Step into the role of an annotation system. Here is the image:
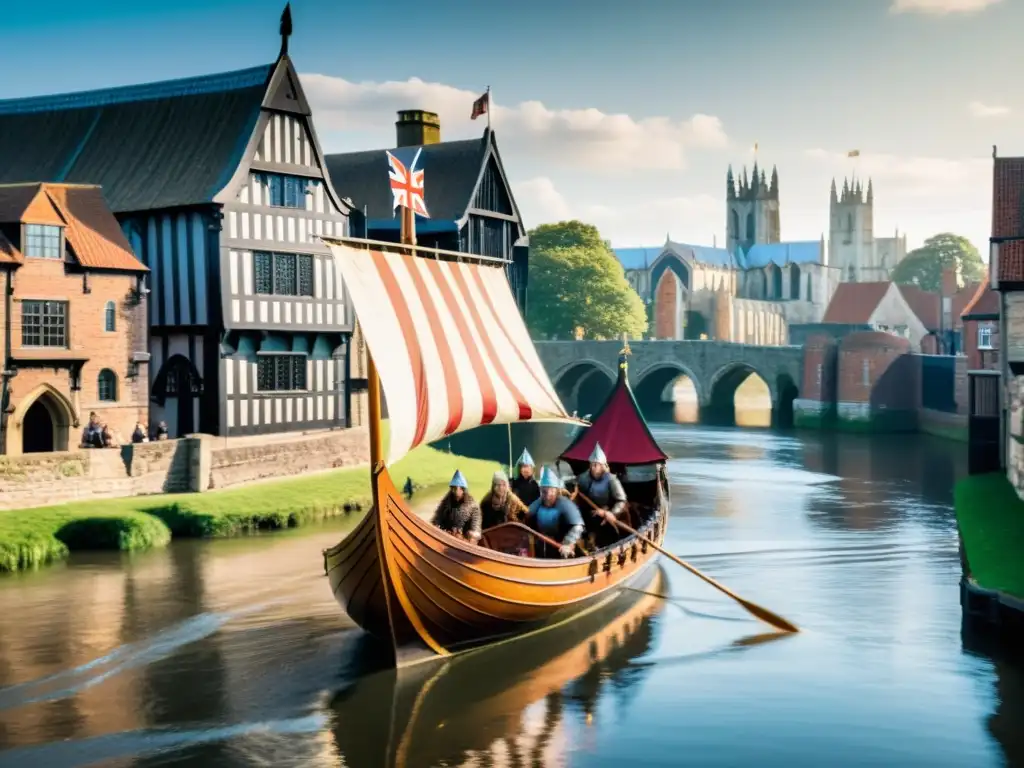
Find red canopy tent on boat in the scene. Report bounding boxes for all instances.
[559,349,668,469]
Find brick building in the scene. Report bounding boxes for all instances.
[0,183,148,455]
[961,277,999,372]
[989,151,1024,487]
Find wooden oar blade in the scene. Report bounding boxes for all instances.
[738,598,800,634]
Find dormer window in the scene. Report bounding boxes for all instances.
[258,173,308,209]
[24,224,62,259]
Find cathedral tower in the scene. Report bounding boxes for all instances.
[726,162,781,256]
[828,177,875,282]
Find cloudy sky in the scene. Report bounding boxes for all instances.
[3,0,1022,252]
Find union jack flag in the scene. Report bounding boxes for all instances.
[386,148,429,218]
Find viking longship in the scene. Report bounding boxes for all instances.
[330,567,668,768]
[320,233,670,668]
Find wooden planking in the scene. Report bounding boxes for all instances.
[324,464,668,660]
[121,212,209,328]
[221,355,346,435]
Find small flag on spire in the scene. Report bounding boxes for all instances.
[471,90,490,120]
[753,142,759,153]
[847,149,860,158]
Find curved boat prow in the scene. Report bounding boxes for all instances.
[324,463,444,668]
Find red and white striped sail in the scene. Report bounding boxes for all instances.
[326,241,579,465]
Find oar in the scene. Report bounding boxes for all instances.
[575,490,799,634]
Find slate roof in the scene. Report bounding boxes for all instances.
[0,183,146,271]
[740,241,823,269]
[0,65,273,213]
[822,282,892,324]
[325,134,488,222]
[612,247,661,271]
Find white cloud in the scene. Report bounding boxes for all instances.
[513,176,722,247]
[890,0,1002,14]
[968,100,1010,118]
[804,148,988,189]
[302,73,728,172]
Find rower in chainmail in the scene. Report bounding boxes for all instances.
[480,470,523,529]
[526,467,585,558]
[431,470,482,543]
[576,442,628,549]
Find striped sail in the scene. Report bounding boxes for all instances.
[325,241,579,465]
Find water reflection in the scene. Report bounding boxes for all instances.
[671,376,772,428]
[331,569,668,767]
[0,425,1022,767]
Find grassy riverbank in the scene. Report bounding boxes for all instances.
[955,472,1024,600]
[0,436,500,574]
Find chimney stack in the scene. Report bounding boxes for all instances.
[395,110,441,148]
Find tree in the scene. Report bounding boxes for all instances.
[890,233,986,292]
[526,221,647,340]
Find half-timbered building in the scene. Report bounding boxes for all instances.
[324,111,531,311]
[0,11,353,438]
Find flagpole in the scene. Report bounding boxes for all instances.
[487,85,492,133]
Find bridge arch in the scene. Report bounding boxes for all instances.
[552,360,616,419]
[706,362,800,427]
[633,363,703,423]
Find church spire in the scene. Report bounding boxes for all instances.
[866,177,874,204]
[727,165,735,199]
[279,3,293,59]
[830,178,838,206]
[770,165,778,199]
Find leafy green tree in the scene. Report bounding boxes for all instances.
[891,233,986,292]
[526,221,647,340]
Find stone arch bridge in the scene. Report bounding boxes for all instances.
[534,340,804,426]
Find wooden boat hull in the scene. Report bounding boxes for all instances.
[330,565,667,768]
[324,463,668,666]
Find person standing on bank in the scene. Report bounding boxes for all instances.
[511,448,540,506]
[431,470,483,543]
[526,467,585,558]
[576,443,628,548]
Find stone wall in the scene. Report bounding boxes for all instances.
[0,428,369,510]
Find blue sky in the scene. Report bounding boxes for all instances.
[2,0,1020,252]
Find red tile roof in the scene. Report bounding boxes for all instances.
[952,281,981,323]
[896,284,939,331]
[961,275,999,318]
[992,157,1024,282]
[822,282,892,324]
[0,183,145,272]
[45,185,146,272]
[0,229,22,265]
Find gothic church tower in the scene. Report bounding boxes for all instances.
[828,177,875,282]
[726,163,781,257]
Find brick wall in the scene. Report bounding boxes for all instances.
[1,262,148,455]
[0,428,369,510]
[653,271,679,339]
[837,332,914,406]
[800,334,837,403]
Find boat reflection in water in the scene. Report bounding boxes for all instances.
[330,567,668,768]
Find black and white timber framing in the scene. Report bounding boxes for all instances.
[325,129,531,312]
[0,22,354,438]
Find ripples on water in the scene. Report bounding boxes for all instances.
[0,424,1020,767]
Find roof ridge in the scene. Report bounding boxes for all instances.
[0,64,274,116]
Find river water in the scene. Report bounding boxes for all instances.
[0,424,1020,767]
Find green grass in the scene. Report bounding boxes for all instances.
[955,473,1024,599]
[0,427,500,574]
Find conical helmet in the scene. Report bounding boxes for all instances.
[539,465,563,489]
[589,442,607,465]
[517,448,534,467]
[449,470,468,489]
